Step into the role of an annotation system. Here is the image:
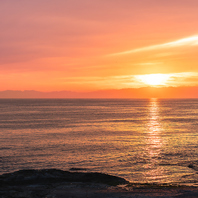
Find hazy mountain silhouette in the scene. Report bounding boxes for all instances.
[1,87,198,98]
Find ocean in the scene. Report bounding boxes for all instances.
[0,99,197,186]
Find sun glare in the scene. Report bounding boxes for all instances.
[136,74,171,86]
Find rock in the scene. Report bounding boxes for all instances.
[69,167,87,171]
[0,169,129,187]
[0,169,198,198]
[188,164,198,171]
[188,164,194,169]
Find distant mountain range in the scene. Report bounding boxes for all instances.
[0,87,198,98]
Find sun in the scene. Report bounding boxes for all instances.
[136,74,171,86]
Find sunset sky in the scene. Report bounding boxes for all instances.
[1,0,198,97]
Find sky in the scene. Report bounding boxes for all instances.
[1,0,198,97]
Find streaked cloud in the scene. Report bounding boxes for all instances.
[135,72,198,87]
[1,1,198,93]
[109,35,198,56]
[59,72,198,90]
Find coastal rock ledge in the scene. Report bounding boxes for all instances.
[1,169,198,198]
[0,168,128,186]
[0,169,129,198]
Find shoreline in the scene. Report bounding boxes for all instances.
[1,169,198,198]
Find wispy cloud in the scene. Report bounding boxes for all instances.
[135,72,198,87]
[60,72,198,90]
[109,35,198,56]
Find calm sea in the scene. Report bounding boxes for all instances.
[0,99,198,186]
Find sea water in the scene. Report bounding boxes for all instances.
[0,99,198,186]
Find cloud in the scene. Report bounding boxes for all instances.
[109,35,198,56]
[61,72,198,90]
[135,72,198,87]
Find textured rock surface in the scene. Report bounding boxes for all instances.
[0,169,128,186]
[0,169,198,198]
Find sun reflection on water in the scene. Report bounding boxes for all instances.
[144,98,165,182]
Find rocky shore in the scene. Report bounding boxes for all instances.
[0,169,198,198]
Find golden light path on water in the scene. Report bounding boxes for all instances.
[144,98,166,182]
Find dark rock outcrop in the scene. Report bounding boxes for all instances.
[188,163,198,171]
[0,169,129,187]
[0,169,198,198]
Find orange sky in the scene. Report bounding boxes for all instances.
[1,0,198,97]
